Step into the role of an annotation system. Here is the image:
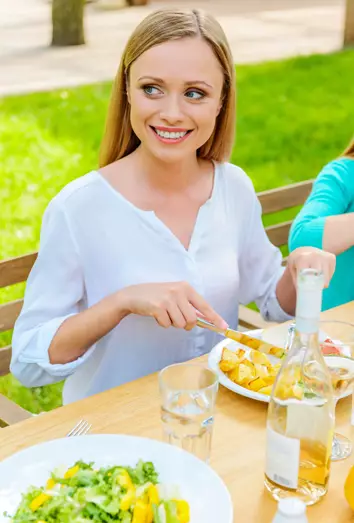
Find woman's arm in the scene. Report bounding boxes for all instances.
[48,281,227,365]
[289,159,354,256]
[48,291,129,364]
[322,213,354,254]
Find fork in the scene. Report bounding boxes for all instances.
[66,419,92,437]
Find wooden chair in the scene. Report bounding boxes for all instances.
[0,253,37,426]
[238,179,313,328]
[0,179,313,424]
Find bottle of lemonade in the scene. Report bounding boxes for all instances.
[264,268,335,505]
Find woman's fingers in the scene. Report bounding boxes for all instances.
[155,310,172,328]
[167,302,188,329]
[288,248,336,289]
[187,287,228,330]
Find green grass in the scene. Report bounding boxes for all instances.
[1,49,353,413]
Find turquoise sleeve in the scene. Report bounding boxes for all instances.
[289,159,353,252]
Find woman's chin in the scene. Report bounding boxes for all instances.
[147,144,194,164]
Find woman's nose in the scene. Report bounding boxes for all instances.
[159,95,184,124]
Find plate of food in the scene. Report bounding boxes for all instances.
[0,434,233,523]
[208,328,351,404]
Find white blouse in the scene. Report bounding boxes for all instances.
[11,162,292,404]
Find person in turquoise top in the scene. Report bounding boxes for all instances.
[289,137,354,311]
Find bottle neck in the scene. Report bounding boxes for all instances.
[295,269,324,335]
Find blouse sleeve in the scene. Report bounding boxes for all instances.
[289,160,352,251]
[238,187,293,323]
[11,198,96,387]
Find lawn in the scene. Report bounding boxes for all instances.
[1,49,353,413]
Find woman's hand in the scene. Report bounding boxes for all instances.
[118,281,228,330]
[286,247,336,288]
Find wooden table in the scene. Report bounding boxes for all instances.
[1,303,354,522]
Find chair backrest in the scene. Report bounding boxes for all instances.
[258,179,313,250]
[0,179,313,373]
[0,253,37,376]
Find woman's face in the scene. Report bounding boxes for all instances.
[128,37,224,163]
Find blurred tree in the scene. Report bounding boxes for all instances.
[127,0,149,5]
[344,0,354,45]
[52,0,85,46]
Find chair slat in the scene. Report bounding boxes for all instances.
[0,299,23,333]
[258,180,313,215]
[0,393,32,427]
[0,252,37,289]
[265,221,292,247]
[0,346,12,377]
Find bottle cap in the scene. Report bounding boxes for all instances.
[296,268,324,333]
[278,498,306,517]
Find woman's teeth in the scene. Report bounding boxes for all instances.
[155,129,188,139]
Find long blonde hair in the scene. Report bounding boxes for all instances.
[342,137,354,158]
[99,9,236,167]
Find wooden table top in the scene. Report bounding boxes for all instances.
[1,302,354,522]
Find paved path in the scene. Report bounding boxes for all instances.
[0,0,345,96]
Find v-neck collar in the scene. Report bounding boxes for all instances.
[94,161,220,255]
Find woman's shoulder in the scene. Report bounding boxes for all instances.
[317,157,354,186]
[52,171,101,206]
[217,161,255,193]
[43,171,105,218]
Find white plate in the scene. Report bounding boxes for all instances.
[208,337,272,403]
[0,434,233,523]
[208,332,351,404]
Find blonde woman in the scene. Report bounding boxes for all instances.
[290,137,354,310]
[12,9,335,404]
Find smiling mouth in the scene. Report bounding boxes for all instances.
[150,126,193,140]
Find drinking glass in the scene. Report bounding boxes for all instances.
[158,363,219,463]
[287,320,354,461]
[319,321,354,460]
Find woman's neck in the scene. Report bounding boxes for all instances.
[132,145,208,193]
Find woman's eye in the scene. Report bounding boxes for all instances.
[185,90,205,100]
[143,85,160,95]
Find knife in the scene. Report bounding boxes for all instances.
[196,317,286,359]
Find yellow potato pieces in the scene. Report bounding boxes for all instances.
[258,385,273,395]
[250,351,271,367]
[219,347,245,372]
[248,377,267,392]
[219,346,281,397]
[229,363,254,385]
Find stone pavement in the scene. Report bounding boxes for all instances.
[0,0,345,96]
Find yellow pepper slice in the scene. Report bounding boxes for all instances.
[64,464,80,479]
[120,488,136,511]
[45,478,56,490]
[132,499,149,523]
[30,493,51,512]
[175,500,190,523]
[117,470,134,489]
[147,485,159,505]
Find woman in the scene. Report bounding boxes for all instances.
[289,138,354,310]
[11,9,335,404]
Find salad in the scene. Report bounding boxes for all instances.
[5,459,190,523]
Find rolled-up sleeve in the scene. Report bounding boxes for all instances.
[238,190,293,323]
[11,198,95,387]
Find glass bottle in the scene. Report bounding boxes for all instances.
[264,268,335,505]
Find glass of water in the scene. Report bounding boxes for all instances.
[158,363,219,463]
